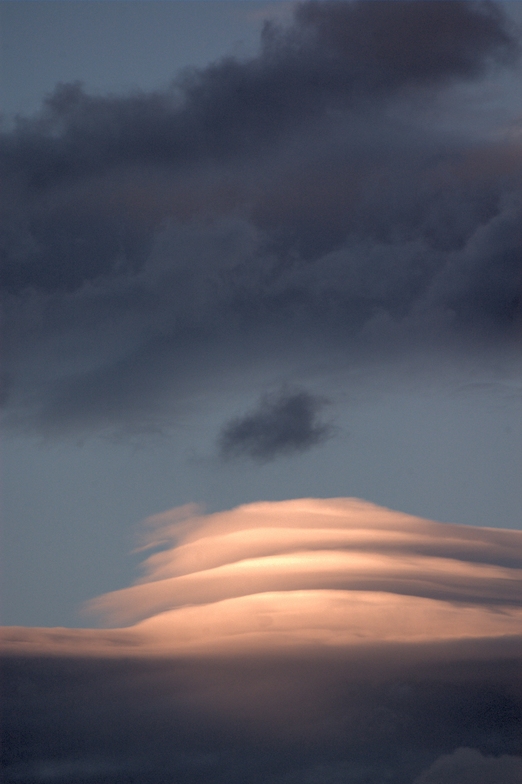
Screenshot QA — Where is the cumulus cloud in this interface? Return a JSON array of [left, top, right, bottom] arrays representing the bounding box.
[[217, 389, 333, 461], [2, 498, 521, 783], [1, 1, 521, 436]]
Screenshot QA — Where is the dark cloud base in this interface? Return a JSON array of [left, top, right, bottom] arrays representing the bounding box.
[[1, 1, 521, 436], [2, 644, 521, 784]]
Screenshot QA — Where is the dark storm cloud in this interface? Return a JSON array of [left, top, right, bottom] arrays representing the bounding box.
[[218, 389, 333, 461], [2, 647, 521, 784], [1, 2, 515, 197], [1, 1, 521, 435]]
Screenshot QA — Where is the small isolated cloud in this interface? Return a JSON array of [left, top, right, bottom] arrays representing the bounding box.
[[217, 389, 333, 462], [413, 747, 522, 784]]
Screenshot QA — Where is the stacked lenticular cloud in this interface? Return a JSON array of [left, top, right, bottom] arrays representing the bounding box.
[[3, 497, 521, 656], [2, 498, 521, 784], [80, 497, 522, 652]]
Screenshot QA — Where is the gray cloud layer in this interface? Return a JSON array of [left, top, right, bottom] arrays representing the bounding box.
[[2, 651, 521, 784], [1, 1, 521, 435]]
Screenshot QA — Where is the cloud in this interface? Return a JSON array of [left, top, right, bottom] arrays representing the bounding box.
[[217, 389, 333, 461], [3, 649, 521, 783], [1, 1, 521, 436], [84, 497, 522, 634], [3, 497, 521, 649], [413, 747, 522, 784], [2, 498, 521, 782], [2, 2, 516, 198]]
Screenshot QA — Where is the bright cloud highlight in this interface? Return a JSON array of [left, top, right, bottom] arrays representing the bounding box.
[[2, 497, 521, 784], [3, 497, 521, 657]]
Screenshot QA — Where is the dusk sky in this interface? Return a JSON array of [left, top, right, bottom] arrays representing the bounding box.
[[1, 2, 522, 782]]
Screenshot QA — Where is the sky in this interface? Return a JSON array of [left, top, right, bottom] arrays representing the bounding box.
[[0, 2, 522, 779], [0, 0, 521, 631]]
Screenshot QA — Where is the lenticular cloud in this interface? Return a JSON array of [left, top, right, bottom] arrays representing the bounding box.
[[3, 501, 521, 783], [3, 497, 521, 657]]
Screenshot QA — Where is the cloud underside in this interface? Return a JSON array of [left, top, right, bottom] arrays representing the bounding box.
[[1, 1, 521, 434], [3, 652, 521, 784], [2, 498, 522, 783]]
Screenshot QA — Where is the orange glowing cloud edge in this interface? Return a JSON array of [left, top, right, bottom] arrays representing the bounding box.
[[2, 497, 522, 657]]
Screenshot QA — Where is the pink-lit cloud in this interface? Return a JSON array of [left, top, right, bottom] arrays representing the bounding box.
[[2, 497, 521, 784], [3, 498, 521, 658]]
